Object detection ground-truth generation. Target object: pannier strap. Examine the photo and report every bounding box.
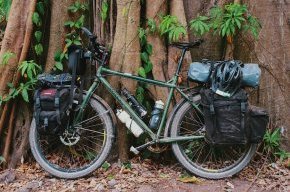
[54,89,61,124]
[240,101,246,138]
[34,90,41,126]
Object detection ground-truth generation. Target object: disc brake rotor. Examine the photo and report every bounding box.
[60,130,80,146]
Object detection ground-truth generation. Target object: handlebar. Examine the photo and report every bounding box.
[80,27,109,65]
[81,27,94,39]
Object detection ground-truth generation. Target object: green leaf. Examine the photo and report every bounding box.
[101,161,111,171]
[138,67,146,78]
[73,39,82,45]
[32,12,41,26]
[21,88,29,102]
[7,82,14,88]
[36,2,45,15]
[54,50,62,61]
[1,51,15,65]
[144,61,153,73]
[75,15,85,28]
[55,62,63,71]
[141,52,149,63]
[136,86,145,103]
[34,31,42,42]
[147,18,156,33]
[64,21,75,28]
[34,44,43,56]
[145,44,153,55]
[101,0,109,22]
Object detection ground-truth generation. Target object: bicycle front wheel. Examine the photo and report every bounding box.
[170,94,257,179]
[29,93,114,179]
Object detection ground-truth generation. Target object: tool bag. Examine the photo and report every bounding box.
[34,88,70,134]
[201,88,248,145]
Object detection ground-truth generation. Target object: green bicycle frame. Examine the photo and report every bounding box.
[75,48,204,144]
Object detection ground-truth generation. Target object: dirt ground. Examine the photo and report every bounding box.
[0,156,289,192]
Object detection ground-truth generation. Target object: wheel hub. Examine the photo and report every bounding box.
[60,130,80,146]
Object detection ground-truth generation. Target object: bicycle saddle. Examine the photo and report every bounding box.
[170,39,204,49]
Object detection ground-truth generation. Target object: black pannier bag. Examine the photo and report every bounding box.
[34,88,70,134]
[201,88,248,145]
[246,106,269,143]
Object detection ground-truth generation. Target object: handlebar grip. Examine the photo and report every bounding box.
[81,27,94,38]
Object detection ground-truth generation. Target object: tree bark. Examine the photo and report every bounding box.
[9,101,32,168]
[146,0,170,105]
[0,0,36,167]
[235,0,290,149]
[183,0,224,61]
[0,0,35,96]
[104,0,141,162]
[168,0,192,102]
[44,0,75,72]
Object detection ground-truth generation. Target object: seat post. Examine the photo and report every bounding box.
[175,48,188,76]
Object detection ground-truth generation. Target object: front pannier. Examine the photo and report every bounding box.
[201,88,248,145]
[34,88,70,134]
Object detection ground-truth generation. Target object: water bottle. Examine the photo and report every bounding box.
[116,109,144,137]
[121,88,147,118]
[149,100,164,130]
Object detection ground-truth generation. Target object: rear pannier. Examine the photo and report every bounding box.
[201,88,248,145]
[246,106,269,143]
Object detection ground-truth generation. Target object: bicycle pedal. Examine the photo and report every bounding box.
[130,146,140,155]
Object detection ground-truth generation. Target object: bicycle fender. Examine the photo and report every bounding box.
[163,87,201,138]
[86,92,117,137]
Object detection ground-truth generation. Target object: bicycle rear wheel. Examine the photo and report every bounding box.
[170,94,257,179]
[29,93,114,179]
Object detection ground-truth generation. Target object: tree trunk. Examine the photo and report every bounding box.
[168,0,192,102]
[44,0,75,72]
[146,0,170,105]
[0,0,36,168]
[183,0,225,61]
[105,0,141,162]
[0,0,35,95]
[235,0,290,149]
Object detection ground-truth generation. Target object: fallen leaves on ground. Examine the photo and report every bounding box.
[177,176,201,184]
[0,156,288,191]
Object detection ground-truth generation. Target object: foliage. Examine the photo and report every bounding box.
[159,15,186,42]
[0,60,41,105]
[0,0,11,22]
[101,161,111,171]
[209,3,261,38]
[18,60,42,80]
[189,16,210,36]
[264,128,290,161]
[32,12,42,27]
[1,51,15,65]
[68,1,88,13]
[147,18,157,33]
[136,27,153,108]
[100,0,109,23]
[187,3,261,41]
[32,0,49,59]
[60,1,88,71]
[122,161,132,170]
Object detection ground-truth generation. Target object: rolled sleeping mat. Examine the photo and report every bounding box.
[241,63,261,88]
[188,62,211,83]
